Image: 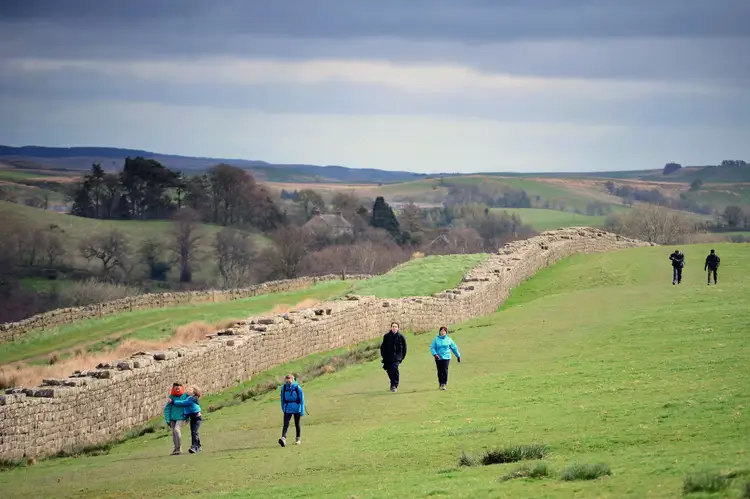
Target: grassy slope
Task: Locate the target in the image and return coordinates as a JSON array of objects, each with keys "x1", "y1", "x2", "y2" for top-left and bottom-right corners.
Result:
[
  {"x1": 0, "y1": 201, "x2": 269, "y2": 282},
  {"x1": 2, "y1": 243, "x2": 748, "y2": 498},
  {"x1": 352, "y1": 254, "x2": 489, "y2": 298},
  {"x1": 2, "y1": 253, "x2": 485, "y2": 365},
  {"x1": 493, "y1": 208, "x2": 607, "y2": 231},
  {"x1": 0, "y1": 280, "x2": 354, "y2": 366}
]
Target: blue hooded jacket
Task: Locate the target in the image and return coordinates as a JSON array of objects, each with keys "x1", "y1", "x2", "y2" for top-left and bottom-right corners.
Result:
[
  {"x1": 164, "y1": 393, "x2": 189, "y2": 423},
  {"x1": 280, "y1": 381, "x2": 305, "y2": 415},
  {"x1": 430, "y1": 334, "x2": 461, "y2": 360},
  {"x1": 172, "y1": 395, "x2": 201, "y2": 416}
]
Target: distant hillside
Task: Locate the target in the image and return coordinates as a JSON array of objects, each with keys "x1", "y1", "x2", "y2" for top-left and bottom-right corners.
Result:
[{"x1": 0, "y1": 145, "x2": 428, "y2": 184}]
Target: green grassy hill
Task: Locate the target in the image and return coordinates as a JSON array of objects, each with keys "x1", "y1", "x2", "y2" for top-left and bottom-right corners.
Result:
[{"x1": 2, "y1": 243, "x2": 748, "y2": 498}]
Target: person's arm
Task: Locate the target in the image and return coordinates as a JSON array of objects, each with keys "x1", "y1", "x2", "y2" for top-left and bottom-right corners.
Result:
[
  {"x1": 163, "y1": 402, "x2": 171, "y2": 423},
  {"x1": 172, "y1": 396, "x2": 194, "y2": 407},
  {"x1": 298, "y1": 386, "x2": 305, "y2": 415},
  {"x1": 280, "y1": 387, "x2": 285, "y2": 411},
  {"x1": 430, "y1": 338, "x2": 438, "y2": 357},
  {"x1": 704, "y1": 256, "x2": 709, "y2": 271},
  {"x1": 717, "y1": 256, "x2": 721, "y2": 267},
  {"x1": 450, "y1": 339, "x2": 461, "y2": 360},
  {"x1": 380, "y1": 335, "x2": 387, "y2": 359}
]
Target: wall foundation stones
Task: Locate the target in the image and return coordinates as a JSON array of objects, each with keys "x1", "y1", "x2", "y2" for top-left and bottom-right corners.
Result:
[{"x1": 0, "y1": 228, "x2": 651, "y2": 460}]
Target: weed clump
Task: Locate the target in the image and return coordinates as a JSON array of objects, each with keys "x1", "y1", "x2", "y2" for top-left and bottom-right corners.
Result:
[
  {"x1": 458, "y1": 452, "x2": 478, "y2": 467},
  {"x1": 682, "y1": 472, "x2": 729, "y2": 494},
  {"x1": 561, "y1": 463, "x2": 612, "y2": 481},
  {"x1": 499, "y1": 462, "x2": 552, "y2": 482},
  {"x1": 481, "y1": 444, "x2": 549, "y2": 465}
]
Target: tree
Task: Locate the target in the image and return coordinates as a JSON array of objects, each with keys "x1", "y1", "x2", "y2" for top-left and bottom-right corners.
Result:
[
  {"x1": 722, "y1": 205, "x2": 746, "y2": 228},
  {"x1": 171, "y1": 208, "x2": 203, "y2": 283},
  {"x1": 138, "y1": 237, "x2": 170, "y2": 281},
  {"x1": 397, "y1": 202, "x2": 424, "y2": 245},
  {"x1": 260, "y1": 226, "x2": 311, "y2": 279},
  {"x1": 370, "y1": 197, "x2": 401, "y2": 239},
  {"x1": 663, "y1": 163, "x2": 682, "y2": 175},
  {"x1": 296, "y1": 189, "x2": 326, "y2": 220},
  {"x1": 214, "y1": 228, "x2": 256, "y2": 288},
  {"x1": 615, "y1": 205, "x2": 695, "y2": 244},
  {"x1": 689, "y1": 179, "x2": 703, "y2": 192},
  {"x1": 42, "y1": 230, "x2": 66, "y2": 266},
  {"x1": 80, "y1": 230, "x2": 130, "y2": 278}
]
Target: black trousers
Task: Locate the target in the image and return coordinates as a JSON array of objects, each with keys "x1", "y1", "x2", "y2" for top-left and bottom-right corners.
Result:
[
  {"x1": 672, "y1": 266, "x2": 683, "y2": 283},
  {"x1": 189, "y1": 414, "x2": 202, "y2": 449},
  {"x1": 707, "y1": 268, "x2": 718, "y2": 283},
  {"x1": 384, "y1": 361, "x2": 401, "y2": 388},
  {"x1": 435, "y1": 359, "x2": 450, "y2": 385},
  {"x1": 282, "y1": 412, "x2": 301, "y2": 439}
]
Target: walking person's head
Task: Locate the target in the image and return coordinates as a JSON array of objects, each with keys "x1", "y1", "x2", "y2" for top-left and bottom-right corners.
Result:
[
  {"x1": 390, "y1": 322, "x2": 399, "y2": 333},
  {"x1": 284, "y1": 374, "x2": 295, "y2": 385},
  {"x1": 170, "y1": 382, "x2": 185, "y2": 397},
  {"x1": 439, "y1": 326, "x2": 448, "y2": 337},
  {"x1": 710, "y1": 249, "x2": 715, "y2": 254},
  {"x1": 187, "y1": 385, "x2": 202, "y2": 399}
]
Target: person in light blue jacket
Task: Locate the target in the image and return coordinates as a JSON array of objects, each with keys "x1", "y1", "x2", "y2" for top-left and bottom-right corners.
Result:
[
  {"x1": 278, "y1": 374, "x2": 305, "y2": 447},
  {"x1": 429, "y1": 326, "x2": 461, "y2": 391},
  {"x1": 163, "y1": 383, "x2": 189, "y2": 455},
  {"x1": 168, "y1": 385, "x2": 203, "y2": 454}
]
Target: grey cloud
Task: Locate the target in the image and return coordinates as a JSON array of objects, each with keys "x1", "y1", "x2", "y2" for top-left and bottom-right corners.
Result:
[{"x1": 2, "y1": 65, "x2": 748, "y2": 128}]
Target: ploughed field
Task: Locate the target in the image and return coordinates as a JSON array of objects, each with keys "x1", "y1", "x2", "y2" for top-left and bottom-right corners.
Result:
[{"x1": 1, "y1": 243, "x2": 748, "y2": 498}]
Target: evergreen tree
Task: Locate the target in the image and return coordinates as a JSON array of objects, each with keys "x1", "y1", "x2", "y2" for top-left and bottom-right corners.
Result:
[{"x1": 370, "y1": 196, "x2": 401, "y2": 239}]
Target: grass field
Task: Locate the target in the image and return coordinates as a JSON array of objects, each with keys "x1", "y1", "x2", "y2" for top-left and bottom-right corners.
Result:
[
  {"x1": 2, "y1": 243, "x2": 748, "y2": 498},
  {"x1": 0, "y1": 201, "x2": 269, "y2": 283},
  {"x1": 352, "y1": 253, "x2": 489, "y2": 298},
  {"x1": 493, "y1": 208, "x2": 608, "y2": 231}
]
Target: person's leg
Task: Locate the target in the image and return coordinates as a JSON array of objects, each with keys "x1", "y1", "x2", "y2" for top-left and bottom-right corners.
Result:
[
  {"x1": 672, "y1": 267, "x2": 677, "y2": 284},
  {"x1": 279, "y1": 412, "x2": 292, "y2": 446},
  {"x1": 707, "y1": 269, "x2": 711, "y2": 285},
  {"x1": 677, "y1": 267, "x2": 683, "y2": 284},
  {"x1": 443, "y1": 359, "x2": 451, "y2": 386},
  {"x1": 386, "y1": 365, "x2": 397, "y2": 389},
  {"x1": 294, "y1": 413, "x2": 301, "y2": 443},
  {"x1": 171, "y1": 420, "x2": 183, "y2": 454},
  {"x1": 435, "y1": 358, "x2": 442, "y2": 386},
  {"x1": 189, "y1": 415, "x2": 202, "y2": 452},
  {"x1": 392, "y1": 362, "x2": 400, "y2": 389}
]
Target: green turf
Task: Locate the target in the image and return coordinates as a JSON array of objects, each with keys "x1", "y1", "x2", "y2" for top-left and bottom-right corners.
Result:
[
  {"x1": 352, "y1": 253, "x2": 490, "y2": 298},
  {"x1": 1, "y1": 243, "x2": 747, "y2": 498},
  {"x1": 493, "y1": 208, "x2": 608, "y2": 231},
  {"x1": 0, "y1": 280, "x2": 354, "y2": 365},
  {"x1": 0, "y1": 201, "x2": 269, "y2": 283}
]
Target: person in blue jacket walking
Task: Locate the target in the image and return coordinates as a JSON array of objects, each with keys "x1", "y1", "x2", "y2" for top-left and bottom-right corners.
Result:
[
  {"x1": 168, "y1": 385, "x2": 203, "y2": 454},
  {"x1": 429, "y1": 326, "x2": 461, "y2": 390},
  {"x1": 278, "y1": 374, "x2": 305, "y2": 447},
  {"x1": 163, "y1": 382, "x2": 190, "y2": 455}
]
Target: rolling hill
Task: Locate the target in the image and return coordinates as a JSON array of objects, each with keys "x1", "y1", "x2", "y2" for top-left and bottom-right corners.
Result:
[{"x1": 0, "y1": 242, "x2": 747, "y2": 498}]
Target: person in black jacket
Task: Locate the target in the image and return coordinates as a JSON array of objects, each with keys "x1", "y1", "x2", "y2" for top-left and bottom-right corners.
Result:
[
  {"x1": 704, "y1": 249, "x2": 721, "y2": 285},
  {"x1": 669, "y1": 250, "x2": 685, "y2": 285},
  {"x1": 380, "y1": 322, "x2": 407, "y2": 392}
]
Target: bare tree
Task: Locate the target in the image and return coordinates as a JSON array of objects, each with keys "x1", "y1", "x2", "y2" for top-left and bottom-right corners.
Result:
[
  {"x1": 42, "y1": 230, "x2": 66, "y2": 266},
  {"x1": 617, "y1": 205, "x2": 695, "y2": 244},
  {"x1": 214, "y1": 228, "x2": 256, "y2": 288},
  {"x1": 139, "y1": 237, "x2": 170, "y2": 280},
  {"x1": 14, "y1": 227, "x2": 46, "y2": 267},
  {"x1": 260, "y1": 226, "x2": 311, "y2": 279},
  {"x1": 80, "y1": 230, "x2": 130, "y2": 277},
  {"x1": 171, "y1": 208, "x2": 203, "y2": 283}
]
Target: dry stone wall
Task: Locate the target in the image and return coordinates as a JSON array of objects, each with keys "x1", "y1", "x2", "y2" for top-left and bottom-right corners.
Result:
[
  {"x1": 0, "y1": 228, "x2": 652, "y2": 460},
  {"x1": 0, "y1": 274, "x2": 372, "y2": 343}
]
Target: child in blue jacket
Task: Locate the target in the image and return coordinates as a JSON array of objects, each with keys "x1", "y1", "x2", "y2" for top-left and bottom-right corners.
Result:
[
  {"x1": 278, "y1": 374, "x2": 305, "y2": 447},
  {"x1": 429, "y1": 326, "x2": 461, "y2": 390},
  {"x1": 168, "y1": 385, "x2": 203, "y2": 453},
  {"x1": 163, "y1": 383, "x2": 189, "y2": 455}
]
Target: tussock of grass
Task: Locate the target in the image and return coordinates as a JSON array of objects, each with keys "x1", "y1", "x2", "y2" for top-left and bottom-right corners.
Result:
[
  {"x1": 457, "y1": 452, "x2": 478, "y2": 467},
  {"x1": 682, "y1": 472, "x2": 730, "y2": 494},
  {"x1": 0, "y1": 459, "x2": 26, "y2": 473},
  {"x1": 560, "y1": 463, "x2": 612, "y2": 481},
  {"x1": 498, "y1": 462, "x2": 552, "y2": 482},
  {"x1": 480, "y1": 444, "x2": 549, "y2": 465}
]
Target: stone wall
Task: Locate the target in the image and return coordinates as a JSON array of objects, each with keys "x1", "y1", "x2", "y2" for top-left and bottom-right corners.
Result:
[
  {"x1": 0, "y1": 274, "x2": 372, "y2": 343},
  {"x1": 0, "y1": 228, "x2": 652, "y2": 461}
]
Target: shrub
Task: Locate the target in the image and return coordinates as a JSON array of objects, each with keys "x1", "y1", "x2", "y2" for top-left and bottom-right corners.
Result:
[
  {"x1": 55, "y1": 278, "x2": 141, "y2": 308},
  {"x1": 499, "y1": 462, "x2": 552, "y2": 482},
  {"x1": 458, "y1": 452, "x2": 478, "y2": 467},
  {"x1": 481, "y1": 444, "x2": 549, "y2": 465},
  {"x1": 682, "y1": 472, "x2": 729, "y2": 494},
  {"x1": 561, "y1": 463, "x2": 612, "y2": 481}
]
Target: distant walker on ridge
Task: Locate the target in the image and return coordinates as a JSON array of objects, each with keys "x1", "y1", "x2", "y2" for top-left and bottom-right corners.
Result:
[
  {"x1": 669, "y1": 249, "x2": 685, "y2": 285},
  {"x1": 704, "y1": 249, "x2": 721, "y2": 286}
]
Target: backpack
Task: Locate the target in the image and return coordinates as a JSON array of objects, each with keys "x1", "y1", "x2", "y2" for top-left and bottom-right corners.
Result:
[{"x1": 283, "y1": 384, "x2": 301, "y2": 404}]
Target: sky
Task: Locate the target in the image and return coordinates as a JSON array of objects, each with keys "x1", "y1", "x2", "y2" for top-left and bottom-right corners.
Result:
[{"x1": 1, "y1": 1, "x2": 749, "y2": 173}]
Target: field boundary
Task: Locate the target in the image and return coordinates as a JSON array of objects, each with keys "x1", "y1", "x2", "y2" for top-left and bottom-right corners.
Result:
[
  {"x1": 0, "y1": 274, "x2": 373, "y2": 343},
  {"x1": 0, "y1": 228, "x2": 651, "y2": 461}
]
